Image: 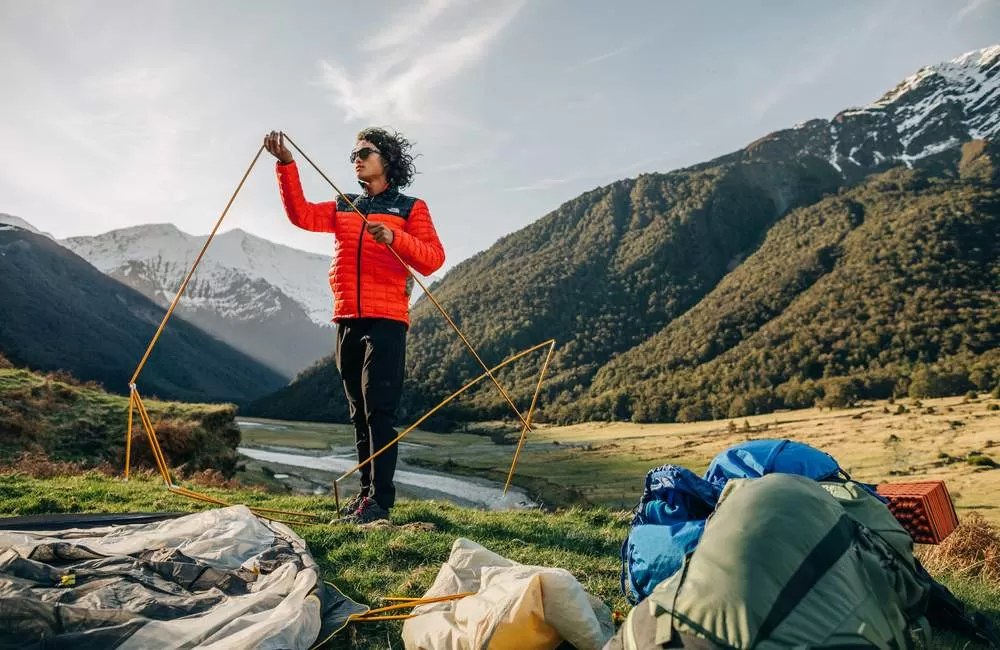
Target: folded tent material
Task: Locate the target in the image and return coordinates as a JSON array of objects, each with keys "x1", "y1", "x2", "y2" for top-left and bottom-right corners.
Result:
[
  {"x1": 0, "y1": 505, "x2": 367, "y2": 649},
  {"x1": 402, "y1": 538, "x2": 615, "y2": 650}
]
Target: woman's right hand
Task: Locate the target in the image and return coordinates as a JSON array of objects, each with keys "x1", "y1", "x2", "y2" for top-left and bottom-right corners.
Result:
[{"x1": 264, "y1": 131, "x2": 293, "y2": 164}]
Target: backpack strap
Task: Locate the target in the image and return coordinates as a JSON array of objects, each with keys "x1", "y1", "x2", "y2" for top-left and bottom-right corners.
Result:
[
  {"x1": 755, "y1": 514, "x2": 859, "y2": 643},
  {"x1": 856, "y1": 538, "x2": 926, "y2": 650}
]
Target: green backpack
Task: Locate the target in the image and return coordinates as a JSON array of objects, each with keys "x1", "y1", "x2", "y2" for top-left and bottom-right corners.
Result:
[{"x1": 611, "y1": 473, "x2": 931, "y2": 649}]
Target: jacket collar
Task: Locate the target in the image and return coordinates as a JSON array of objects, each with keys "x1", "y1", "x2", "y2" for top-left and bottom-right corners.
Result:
[{"x1": 359, "y1": 183, "x2": 395, "y2": 199}]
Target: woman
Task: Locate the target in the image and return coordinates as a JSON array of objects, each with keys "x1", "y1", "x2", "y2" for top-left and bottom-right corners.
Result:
[{"x1": 264, "y1": 128, "x2": 445, "y2": 523}]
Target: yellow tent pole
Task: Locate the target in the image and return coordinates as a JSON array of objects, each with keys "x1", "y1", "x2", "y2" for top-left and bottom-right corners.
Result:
[
  {"x1": 335, "y1": 339, "x2": 555, "y2": 485},
  {"x1": 504, "y1": 340, "x2": 556, "y2": 495},
  {"x1": 125, "y1": 390, "x2": 135, "y2": 480},
  {"x1": 133, "y1": 393, "x2": 173, "y2": 485},
  {"x1": 359, "y1": 592, "x2": 475, "y2": 616}
]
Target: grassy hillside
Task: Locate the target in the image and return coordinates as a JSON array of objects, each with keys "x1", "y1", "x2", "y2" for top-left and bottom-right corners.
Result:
[
  {"x1": 0, "y1": 362, "x2": 241, "y2": 476},
  {"x1": 0, "y1": 471, "x2": 996, "y2": 649}
]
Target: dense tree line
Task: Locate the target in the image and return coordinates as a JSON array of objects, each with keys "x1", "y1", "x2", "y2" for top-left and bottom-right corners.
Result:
[{"x1": 559, "y1": 166, "x2": 1000, "y2": 422}]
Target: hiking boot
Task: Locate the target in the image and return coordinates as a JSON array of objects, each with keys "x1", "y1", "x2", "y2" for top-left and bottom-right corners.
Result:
[
  {"x1": 339, "y1": 491, "x2": 369, "y2": 516},
  {"x1": 340, "y1": 496, "x2": 390, "y2": 524}
]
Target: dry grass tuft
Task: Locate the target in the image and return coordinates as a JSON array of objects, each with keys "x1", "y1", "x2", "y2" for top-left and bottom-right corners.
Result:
[
  {"x1": 0, "y1": 452, "x2": 238, "y2": 490},
  {"x1": 183, "y1": 468, "x2": 240, "y2": 489},
  {"x1": 0, "y1": 452, "x2": 117, "y2": 479},
  {"x1": 917, "y1": 512, "x2": 1000, "y2": 586}
]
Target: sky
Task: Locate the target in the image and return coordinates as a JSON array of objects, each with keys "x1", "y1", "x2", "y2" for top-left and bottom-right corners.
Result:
[{"x1": 1, "y1": 0, "x2": 998, "y2": 269}]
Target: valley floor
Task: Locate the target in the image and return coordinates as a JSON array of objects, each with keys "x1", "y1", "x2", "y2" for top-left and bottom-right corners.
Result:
[{"x1": 240, "y1": 394, "x2": 1000, "y2": 524}]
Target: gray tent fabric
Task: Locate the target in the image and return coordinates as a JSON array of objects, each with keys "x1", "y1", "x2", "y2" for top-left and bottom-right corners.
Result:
[
  {"x1": 0, "y1": 505, "x2": 367, "y2": 649},
  {"x1": 0, "y1": 512, "x2": 187, "y2": 531}
]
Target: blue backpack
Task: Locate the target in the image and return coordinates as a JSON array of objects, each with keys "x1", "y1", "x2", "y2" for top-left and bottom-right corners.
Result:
[{"x1": 620, "y1": 439, "x2": 850, "y2": 603}]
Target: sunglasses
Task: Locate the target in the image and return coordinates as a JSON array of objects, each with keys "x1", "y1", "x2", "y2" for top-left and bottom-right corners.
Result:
[{"x1": 350, "y1": 146, "x2": 381, "y2": 163}]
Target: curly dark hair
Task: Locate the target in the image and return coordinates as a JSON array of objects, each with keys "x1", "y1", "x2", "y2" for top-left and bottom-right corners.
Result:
[{"x1": 357, "y1": 127, "x2": 417, "y2": 189}]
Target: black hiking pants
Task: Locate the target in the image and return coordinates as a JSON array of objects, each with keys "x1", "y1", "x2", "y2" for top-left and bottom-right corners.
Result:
[{"x1": 335, "y1": 318, "x2": 407, "y2": 510}]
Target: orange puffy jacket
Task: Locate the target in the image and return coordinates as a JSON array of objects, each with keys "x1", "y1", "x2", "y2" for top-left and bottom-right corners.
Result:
[{"x1": 276, "y1": 161, "x2": 445, "y2": 325}]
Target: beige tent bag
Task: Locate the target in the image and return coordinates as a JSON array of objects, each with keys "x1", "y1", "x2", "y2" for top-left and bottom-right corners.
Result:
[{"x1": 402, "y1": 538, "x2": 614, "y2": 650}]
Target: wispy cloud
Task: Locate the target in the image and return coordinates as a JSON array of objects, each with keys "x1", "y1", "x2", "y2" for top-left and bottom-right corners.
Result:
[
  {"x1": 572, "y1": 33, "x2": 655, "y2": 70},
  {"x1": 54, "y1": 63, "x2": 199, "y2": 156},
  {"x1": 68, "y1": 60, "x2": 208, "y2": 204},
  {"x1": 318, "y1": 0, "x2": 525, "y2": 124},
  {"x1": 949, "y1": 0, "x2": 994, "y2": 26},
  {"x1": 361, "y1": 0, "x2": 459, "y2": 51},
  {"x1": 579, "y1": 44, "x2": 633, "y2": 66},
  {"x1": 504, "y1": 177, "x2": 575, "y2": 192}
]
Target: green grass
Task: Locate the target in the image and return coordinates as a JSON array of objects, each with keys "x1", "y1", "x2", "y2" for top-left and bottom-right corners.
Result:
[
  {"x1": 0, "y1": 368, "x2": 216, "y2": 421},
  {"x1": 0, "y1": 471, "x2": 996, "y2": 649},
  {"x1": 237, "y1": 417, "x2": 354, "y2": 450}
]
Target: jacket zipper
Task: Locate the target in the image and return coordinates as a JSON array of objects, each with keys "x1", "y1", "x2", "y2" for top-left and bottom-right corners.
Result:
[{"x1": 356, "y1": 201, "x2": 371, "y2": 317}]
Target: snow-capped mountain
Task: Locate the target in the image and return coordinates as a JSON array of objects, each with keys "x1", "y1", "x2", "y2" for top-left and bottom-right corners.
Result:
[
  {"x1": 64, "y1": 224, "x2": 333, "y2": 324},
  {"x1": 0, "y1": 214, "x2": 52, "y2": 238},
  {"x1": 0, "y1": 224, "x2": 287, "y2": 401},
  {"x1": 63, "y1": 224, "x2": 335, "y2": 378},
  {"x1": 731, "y1": 45, "x2": 1000, "y2": 178}
]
